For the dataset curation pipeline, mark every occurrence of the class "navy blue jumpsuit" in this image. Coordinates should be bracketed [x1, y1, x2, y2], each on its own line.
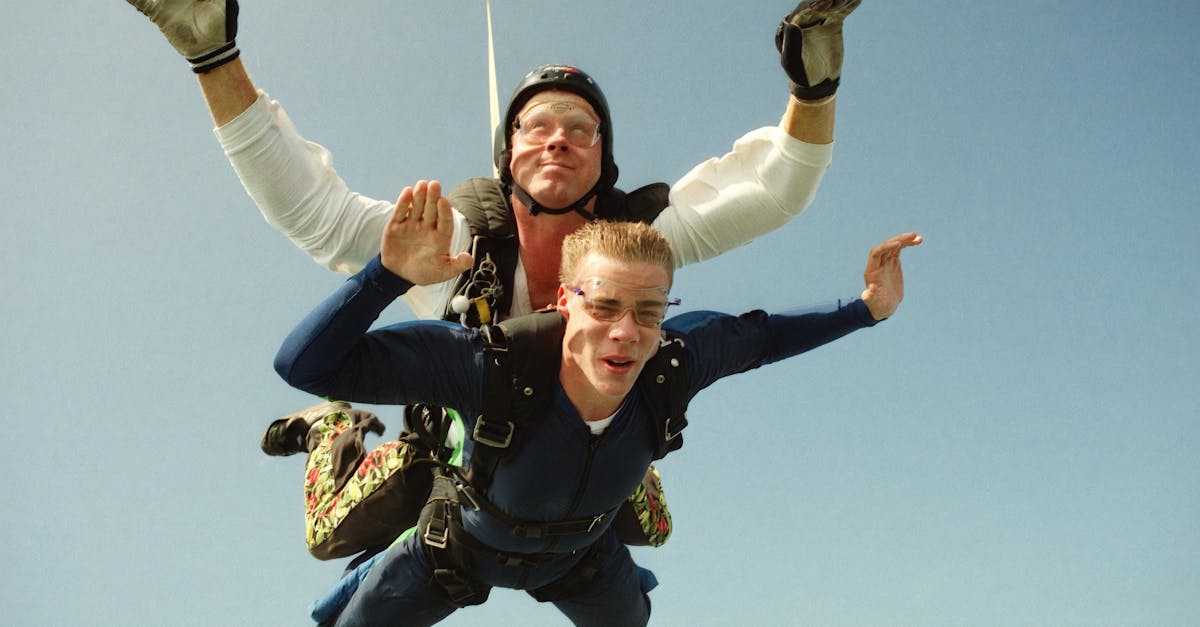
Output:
[275, 257, 879, 625]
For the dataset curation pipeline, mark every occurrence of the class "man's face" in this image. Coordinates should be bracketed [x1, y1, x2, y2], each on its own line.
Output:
[557, 253, 669, 408]
[509, 90, 604, 210]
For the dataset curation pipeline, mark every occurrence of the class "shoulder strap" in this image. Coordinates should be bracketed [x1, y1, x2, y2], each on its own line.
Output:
[442, 178, 520, 325]
[594, 182, 671, 225]
[637, 331, 691, 460]
[468, 310, 565, 491]
[446, 177, 516, 238]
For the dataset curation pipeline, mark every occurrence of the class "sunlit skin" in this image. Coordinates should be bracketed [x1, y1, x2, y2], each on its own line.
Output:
[556, 253, 670, 422]
[509, 91, 606, 310]
[509, 90, 604, 210]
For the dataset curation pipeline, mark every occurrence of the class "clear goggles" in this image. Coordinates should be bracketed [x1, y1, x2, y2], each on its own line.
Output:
[513, 101, 601, 148]
[567, 277, 680, 328]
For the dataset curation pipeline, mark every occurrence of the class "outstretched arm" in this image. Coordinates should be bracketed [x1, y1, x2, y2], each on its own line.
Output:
[128, 1, 473, 316]
[650, 1, 863, 266]
[861, 232, 923, 320]
[672, 230, 922, 394]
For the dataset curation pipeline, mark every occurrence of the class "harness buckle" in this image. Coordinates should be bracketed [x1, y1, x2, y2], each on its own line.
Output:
[587, 513, 607, 533]
[664, 421, 681, 442]
[456, 483, 483, 512]
[423, 506, 450, 550]
[473, 416, 515, 448]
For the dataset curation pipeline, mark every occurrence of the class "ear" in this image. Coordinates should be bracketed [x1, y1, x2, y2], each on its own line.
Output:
[556, 284, 570, 316]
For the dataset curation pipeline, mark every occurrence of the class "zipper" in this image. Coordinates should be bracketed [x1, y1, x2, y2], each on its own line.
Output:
[547, 431, 602, 553]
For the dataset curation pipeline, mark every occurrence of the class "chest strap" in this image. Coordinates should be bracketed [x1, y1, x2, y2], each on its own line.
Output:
[456, 482, 618, 540]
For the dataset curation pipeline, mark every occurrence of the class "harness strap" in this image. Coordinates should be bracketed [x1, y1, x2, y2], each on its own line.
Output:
[641, 332, 691, 459]
[457, 483, 619, 540]
[403, 404, 454, 459]
[421, 468, 611, 606]
[419, 469, 490, 607]
[469, 324, 512, 490]
[468, 313, 563, 492]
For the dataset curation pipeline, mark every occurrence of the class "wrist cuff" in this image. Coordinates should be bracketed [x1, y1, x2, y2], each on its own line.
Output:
[189, 41, 239, 74]
[789, 77, 839, 101]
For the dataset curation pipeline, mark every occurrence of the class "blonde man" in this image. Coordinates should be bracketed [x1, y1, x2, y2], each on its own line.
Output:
[275, 187, 919, 625]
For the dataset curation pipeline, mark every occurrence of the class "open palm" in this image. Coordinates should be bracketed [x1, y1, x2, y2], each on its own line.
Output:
[380, 180, 473, 286]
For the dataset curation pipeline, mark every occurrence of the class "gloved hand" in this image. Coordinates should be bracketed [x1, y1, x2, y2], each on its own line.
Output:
[127, 0, 241, 74]
[775, 0, 862, 100]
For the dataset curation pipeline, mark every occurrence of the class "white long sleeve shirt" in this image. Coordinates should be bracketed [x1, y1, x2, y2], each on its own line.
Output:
[216, 91, 833, 319]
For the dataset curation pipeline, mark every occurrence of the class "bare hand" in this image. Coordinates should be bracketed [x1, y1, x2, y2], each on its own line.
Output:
[861, 232, 922, 320]
[380, 180, 473, 285]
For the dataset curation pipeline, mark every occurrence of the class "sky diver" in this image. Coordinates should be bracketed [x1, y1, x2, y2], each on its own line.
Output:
[275, 212, 921, 625]
[125, 0, 866, 621]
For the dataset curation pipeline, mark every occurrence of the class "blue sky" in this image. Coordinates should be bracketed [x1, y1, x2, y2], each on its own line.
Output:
[3, 1, 1198, 625]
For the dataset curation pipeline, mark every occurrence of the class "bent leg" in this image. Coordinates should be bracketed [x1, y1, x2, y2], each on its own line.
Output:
[550, 534, 653, 627]
[333, 534, 457, 627]
[304, 409, 429, 559]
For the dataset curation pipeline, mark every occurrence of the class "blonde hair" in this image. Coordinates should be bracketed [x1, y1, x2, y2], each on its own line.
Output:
[559, 220, 675, 285]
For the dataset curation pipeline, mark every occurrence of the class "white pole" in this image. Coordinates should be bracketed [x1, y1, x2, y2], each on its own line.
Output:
[486, 0, 501, 176]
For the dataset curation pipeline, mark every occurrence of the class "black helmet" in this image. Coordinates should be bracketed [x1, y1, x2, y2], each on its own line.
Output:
[494, 65, 619, 216]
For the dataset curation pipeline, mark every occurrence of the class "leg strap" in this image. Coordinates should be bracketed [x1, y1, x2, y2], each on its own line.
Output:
[418, 471, 491, 607]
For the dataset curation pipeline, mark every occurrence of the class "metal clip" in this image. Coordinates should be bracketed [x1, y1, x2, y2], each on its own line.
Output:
[456, 484, 483, 512]
[587, 512, 607, 533]
[423, 508, 450, 549]
[473, 417, 515, 448]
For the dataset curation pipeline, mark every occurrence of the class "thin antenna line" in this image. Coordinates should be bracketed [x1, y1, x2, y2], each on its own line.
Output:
[486, 0, 500, 176]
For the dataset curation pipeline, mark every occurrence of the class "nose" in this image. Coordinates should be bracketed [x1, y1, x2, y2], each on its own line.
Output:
[608, 310, 641, 342]
[544, 125, 571, 150]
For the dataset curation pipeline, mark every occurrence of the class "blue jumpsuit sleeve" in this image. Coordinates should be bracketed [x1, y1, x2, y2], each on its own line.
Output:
[665, 298, 878, 396]
[760, 298, 878, 366]
[274, 256, 482, 408]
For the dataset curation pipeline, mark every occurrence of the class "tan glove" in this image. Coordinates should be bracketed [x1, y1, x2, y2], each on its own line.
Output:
[775, 0, 862, 100]
[126, 0, 240, 73]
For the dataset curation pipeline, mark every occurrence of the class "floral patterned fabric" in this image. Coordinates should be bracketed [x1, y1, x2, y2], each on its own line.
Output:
[627, 466, 672, 547]
[301, 408, 673, 553]
[304, 411, 413, 552]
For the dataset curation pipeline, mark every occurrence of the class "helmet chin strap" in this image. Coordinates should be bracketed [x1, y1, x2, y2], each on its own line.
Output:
[513, 183, 599, 221]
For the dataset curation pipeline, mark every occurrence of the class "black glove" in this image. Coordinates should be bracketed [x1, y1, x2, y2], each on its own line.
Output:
[776, 0, 861, 100]
[127, 0, 241, 74]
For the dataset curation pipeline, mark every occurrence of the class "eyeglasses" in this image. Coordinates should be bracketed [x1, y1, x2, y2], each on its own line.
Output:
[514, 101, 601, 148]
[568, 277, 680, 328]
